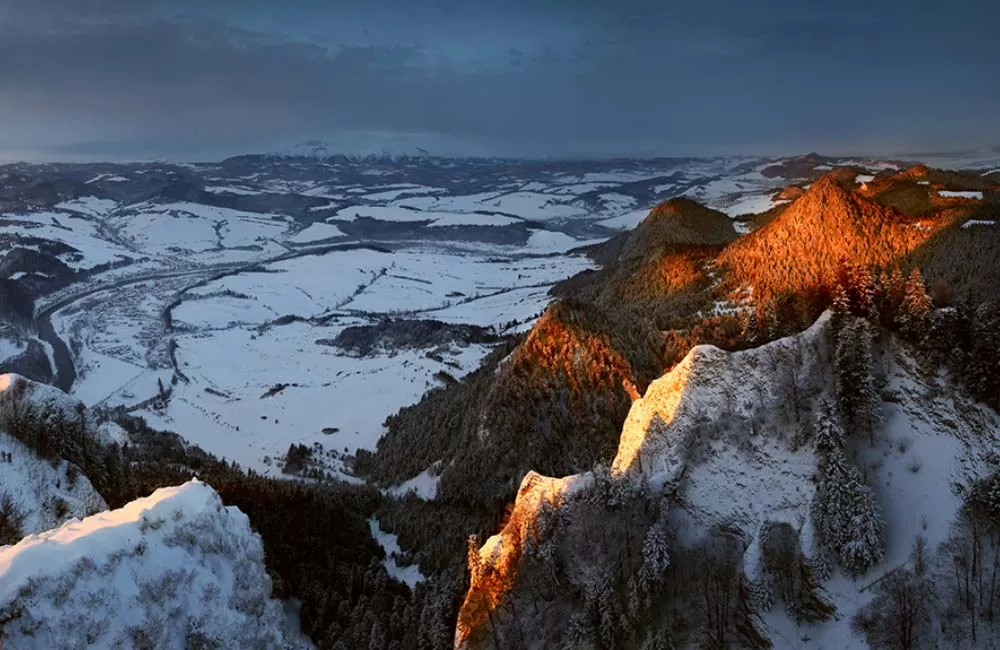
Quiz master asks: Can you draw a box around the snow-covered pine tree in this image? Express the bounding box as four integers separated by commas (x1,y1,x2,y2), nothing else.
638,521,671,597
466,534,482,583
968,303,1000,404
899,268,933,341
831,284,852,332
562,613,594,650
835,318,882,445
813,401,845,456
849,263,879,323
888,266,906,302
744,309,760,345
812,448,885,574
842,479,885,574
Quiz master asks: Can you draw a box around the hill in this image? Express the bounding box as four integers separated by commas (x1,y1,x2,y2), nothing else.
618,197,737,261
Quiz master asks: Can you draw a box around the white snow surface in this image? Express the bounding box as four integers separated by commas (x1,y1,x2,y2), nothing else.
938,190,983,199
287,222,346,243
369,517,425,587
0,338,26,363
0,480,312,650
717,193,789,217
386,465,441,500
597,207,654,230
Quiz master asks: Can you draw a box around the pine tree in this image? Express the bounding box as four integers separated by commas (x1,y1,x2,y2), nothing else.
850,264,879,322
842,480,885,573
466,534,482,583
639,522,671,596
899,268,932,341
812,448,885,574
831,284,852,332
968,303,1000,406
744,310,760,345
813,401,845,455
835,318,882,445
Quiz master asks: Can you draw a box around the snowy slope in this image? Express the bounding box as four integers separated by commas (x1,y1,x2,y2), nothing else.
0,432,106,538
0,374,108,538
0,480,312,650
0,373,88,424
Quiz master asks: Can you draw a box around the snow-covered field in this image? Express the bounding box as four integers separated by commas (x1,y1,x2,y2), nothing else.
47,238,596,475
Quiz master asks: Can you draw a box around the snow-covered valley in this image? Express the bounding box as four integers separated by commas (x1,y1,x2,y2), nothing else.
2,154,811,479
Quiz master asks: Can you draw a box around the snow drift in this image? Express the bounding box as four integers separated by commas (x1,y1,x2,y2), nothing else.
0,480,311,650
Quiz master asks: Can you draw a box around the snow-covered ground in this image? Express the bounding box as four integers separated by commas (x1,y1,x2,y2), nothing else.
0,209,138,271
48,242,595,475
369,517,425,587
716,192,790,217
938,190,983,199
597,207,652,230
386,465,441,500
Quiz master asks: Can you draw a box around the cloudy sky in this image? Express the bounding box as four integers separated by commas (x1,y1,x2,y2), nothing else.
0,0,997,160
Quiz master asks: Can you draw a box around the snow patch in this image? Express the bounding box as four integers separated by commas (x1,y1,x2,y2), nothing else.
386,465,441,500
369,517,425,588
938,190,983,199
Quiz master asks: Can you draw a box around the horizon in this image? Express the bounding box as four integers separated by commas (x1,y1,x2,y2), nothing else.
2,144,1000,167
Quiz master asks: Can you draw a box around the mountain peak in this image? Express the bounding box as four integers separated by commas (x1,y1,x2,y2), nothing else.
717,169,931,303
619,197,736,261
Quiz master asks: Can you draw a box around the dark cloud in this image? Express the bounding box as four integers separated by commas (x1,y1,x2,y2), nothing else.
0,0,998,160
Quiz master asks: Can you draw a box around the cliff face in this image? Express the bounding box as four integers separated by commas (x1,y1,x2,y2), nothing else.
457,313,1000,649
0,480,312,650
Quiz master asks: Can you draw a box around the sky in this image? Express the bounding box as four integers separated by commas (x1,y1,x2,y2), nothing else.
0,0,998,161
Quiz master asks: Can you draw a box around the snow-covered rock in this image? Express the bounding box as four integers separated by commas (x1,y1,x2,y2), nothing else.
0,373,84,422
0,480,312,650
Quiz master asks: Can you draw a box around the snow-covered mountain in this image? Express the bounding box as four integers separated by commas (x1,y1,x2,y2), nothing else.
457,313,1000,648
0,479,311,649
